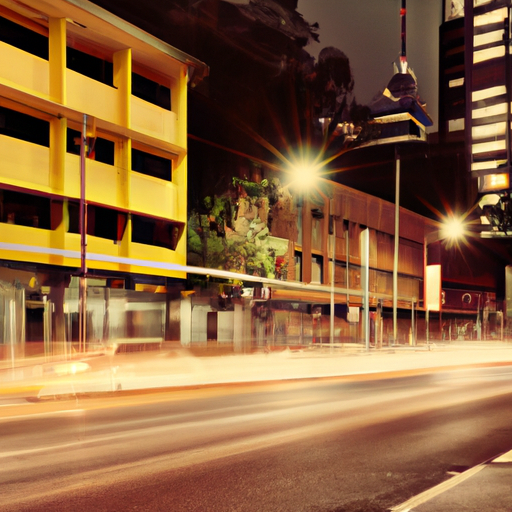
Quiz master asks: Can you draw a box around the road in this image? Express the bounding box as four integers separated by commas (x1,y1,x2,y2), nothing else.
1,365,512,512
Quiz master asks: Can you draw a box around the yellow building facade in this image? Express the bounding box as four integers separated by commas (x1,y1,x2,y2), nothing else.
0,0,207,352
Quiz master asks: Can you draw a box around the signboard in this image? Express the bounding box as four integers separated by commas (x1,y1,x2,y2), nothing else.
425,264,442,312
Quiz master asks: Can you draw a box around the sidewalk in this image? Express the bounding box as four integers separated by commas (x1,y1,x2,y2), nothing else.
1,340,511,398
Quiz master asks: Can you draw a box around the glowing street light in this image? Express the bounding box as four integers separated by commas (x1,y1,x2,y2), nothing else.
288,158,341,349
424,215,467,345
440,215,466,243
288,159,323,192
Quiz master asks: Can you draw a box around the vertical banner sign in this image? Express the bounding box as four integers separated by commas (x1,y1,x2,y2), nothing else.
425,264,442,312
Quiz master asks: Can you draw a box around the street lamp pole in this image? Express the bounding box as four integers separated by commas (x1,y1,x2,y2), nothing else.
423,217,465,347
79,114,88,353
393,145,400,344
329,196,336,351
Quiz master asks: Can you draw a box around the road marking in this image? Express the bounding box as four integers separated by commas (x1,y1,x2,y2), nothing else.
493,449,512,463
389,464,487,512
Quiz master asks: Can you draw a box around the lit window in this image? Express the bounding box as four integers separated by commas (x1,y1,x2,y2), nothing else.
448,118,465,132
449,78,464,88
472,102,507,119
472,122,506,140
479,173,510,192
472,86,506,102
472,140,506,154
473,46,505,64
474,30,503,48
474,7,507,27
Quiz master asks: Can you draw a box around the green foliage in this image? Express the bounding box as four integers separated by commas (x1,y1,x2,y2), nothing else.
233,177,267,197
187,226,203,255
188,175,288,278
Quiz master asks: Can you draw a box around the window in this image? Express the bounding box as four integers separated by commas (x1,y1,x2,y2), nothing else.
67,201,80,234
312,255,323,284
67,128,115,165
0,106,49,147
0,15,48,59
132,72,171,110
88,205,126,241
132,148,172,181
67,202,127,242
294,251,302,281
132,215,182,250
0,189,52,229
67,46,114,86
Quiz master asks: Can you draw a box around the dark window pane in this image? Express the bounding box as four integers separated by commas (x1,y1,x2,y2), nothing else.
0,15,48,59
93,138,115,165
87,205,125,241
68,202,126,241
67,128,81,155
132,215,181,250
132,148,172,181
67,128,115,165
0,107,49,147
67,46,114,86
132,72,171,110
0,189,51,229
68,201,80,234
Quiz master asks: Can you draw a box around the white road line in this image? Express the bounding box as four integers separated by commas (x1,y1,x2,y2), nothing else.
389,464,487,512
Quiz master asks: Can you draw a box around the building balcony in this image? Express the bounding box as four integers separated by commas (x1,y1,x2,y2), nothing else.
131,95,178,143
0,42,180,146
0,42,49,99
0,137,51,193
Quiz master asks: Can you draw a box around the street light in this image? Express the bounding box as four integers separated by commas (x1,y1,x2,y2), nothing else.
288,160,340,349
424,216,467,345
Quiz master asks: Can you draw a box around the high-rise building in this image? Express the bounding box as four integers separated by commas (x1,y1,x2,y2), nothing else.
440,0,512,236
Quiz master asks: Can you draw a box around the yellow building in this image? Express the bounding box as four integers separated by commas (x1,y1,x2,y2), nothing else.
0,0,207,353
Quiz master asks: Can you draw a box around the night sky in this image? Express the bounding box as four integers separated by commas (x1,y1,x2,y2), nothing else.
297,0,442,132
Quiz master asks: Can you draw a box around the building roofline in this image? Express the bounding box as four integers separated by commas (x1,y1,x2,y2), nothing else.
39,0,209,85
64,0,209,84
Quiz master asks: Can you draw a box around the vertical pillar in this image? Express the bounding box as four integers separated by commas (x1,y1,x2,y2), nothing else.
506,266,512,321
302,195,312,283
49,279,66,355
113,48,132,129
49,18,66,104
180,296,192,347
49,117,66,192
49,117,67,267
233,303,244,353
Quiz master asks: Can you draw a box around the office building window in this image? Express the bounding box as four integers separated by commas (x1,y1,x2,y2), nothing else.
67,202,126,242
0,189,51,229
312,255,323,284
294,250,302,281
66,129,115,165
0,15,48,59
67,46,114,87
132,148,172,181
132,72,171,110
0,106,49,147
132,215,182,250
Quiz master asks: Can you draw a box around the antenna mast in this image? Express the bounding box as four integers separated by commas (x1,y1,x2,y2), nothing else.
400,0,407,73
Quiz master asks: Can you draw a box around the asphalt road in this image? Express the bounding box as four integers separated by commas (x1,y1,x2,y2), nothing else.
1,366,512,512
